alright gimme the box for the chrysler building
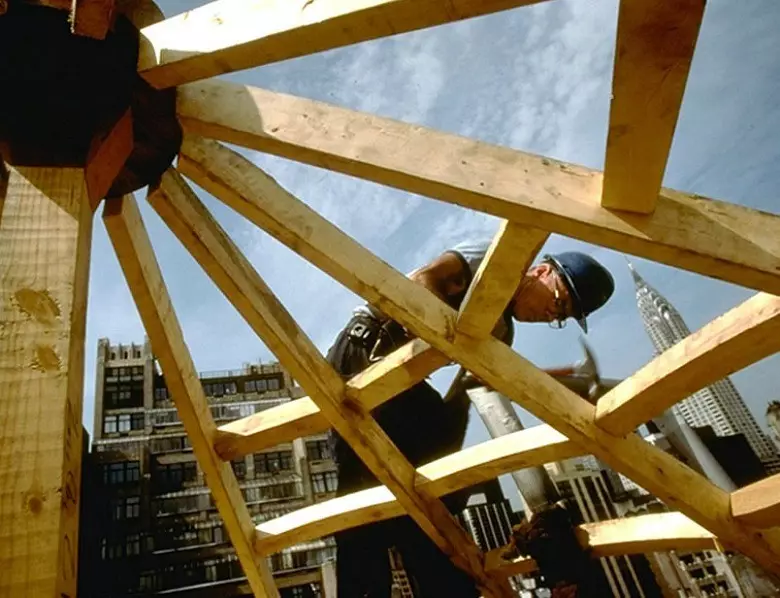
[629,263,780,471]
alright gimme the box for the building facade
[767,401,780,452]
[629,264,780,473]
[80,338,338,597]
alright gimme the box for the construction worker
[326,238,615,598]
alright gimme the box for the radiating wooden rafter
[3,1,780,595]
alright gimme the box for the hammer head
[574,336,601,400]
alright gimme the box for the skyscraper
[629,264,780,472]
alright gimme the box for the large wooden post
[0,165,92,598]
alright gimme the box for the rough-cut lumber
[457,220,548,337]
[731,474,780,528]
[596,292,780,434]
[71,0,117,39]
[601,0,705,214]
[213,338,448,459]
[0,167,91,598]
[486,512,718,577]
[177,79,780,295]
[255,425,578,554]
[177,137,780,574]
[101,194,279,598]
[85,107,133,210]
[147,167,512,597]
[138,0,547,89]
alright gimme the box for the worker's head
[510,252,614,332]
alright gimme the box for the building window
[311,471,338,494]
[268,377,281,391]
[110,496,140,520]
[155,461,198,490]
[134,349,141,358]
[254,450,293,474]
[232,458,247,480]
[103,415,118,434]
[244,482,299,502]
[118,414,131,433]
[225,381,237,395]
[126,533,141,556]
[306,440,331,461]
[154,386,168,400]
[103,461,140,485]
[131,412,145,430]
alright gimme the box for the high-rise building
[80,338,338,597]
[457,479,520,552]
[629,264,780,473]
[767,401,780,452]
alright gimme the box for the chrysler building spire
[628,262,779,468]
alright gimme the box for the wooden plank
[177,137,780,574]
[457,220,548,337]
[0,167,91,598]
[485,512,717,577]
[601,0,705,214]
[213,338,449,459]
[731,474,780,528]
[101,194,279,598]
[138,0,547,89]
[85,107,133,211]
[71,0,117,39]
[147,168,512,597]
[177,79,780,295]
[255,424,578,555]
[596,292,780,434]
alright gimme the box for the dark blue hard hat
[543,252,614,333]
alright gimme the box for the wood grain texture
[457,220,548,337]
[71,0,117,39]
[177,79,780,295]
[0,167,91,598]
[731,474,780,528]
[596,292,780,434]
[138,0,547,88]
[602,0,705,213]
[213,338,449,460]
[148,167,512,597]
[101,194,279,598]
[176,137,780,574]
[255,425,578,554]
[486,512,717,576]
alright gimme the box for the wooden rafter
[176,136,780,574]
[146,167,513,597]
[213,338,448,459]
[456,220,549,337]
[487,512,718,577]
[731,474,780,528]
[601,0,706,214]
[176,80,780,295]
[101,194,280,598]
[596,292,780,435]
[138,0,548,89]
[255,424,578,555]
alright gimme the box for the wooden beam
[596,292,780,434]
[457,220,548,337]
[601,0,705,214]
[101,194,279,598]
[147,168,512,597]
[177,137,780,574]
[731,474,780,528]
[255,425,578,555]
[0,167,91,597]
[85,107,133,211]
[138,0,546,89]
[213,338,449,459]
[71,0,117,40]
[486,512,718,577]
[177,79,780,295]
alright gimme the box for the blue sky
[84,0,780,496]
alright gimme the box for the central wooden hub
[0,1,181,197]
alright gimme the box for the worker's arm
[408,251,471,306]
